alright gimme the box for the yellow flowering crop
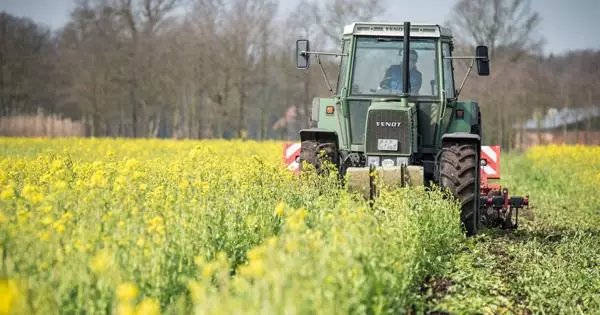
[523,144,600,229]
[0,137,466,314]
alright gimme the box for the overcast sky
[2,0,599,55]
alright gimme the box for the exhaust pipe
[402,21,410,96]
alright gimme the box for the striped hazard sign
[480,145,501,179]
[283,142,301,172]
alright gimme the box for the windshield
[350,37,438,97]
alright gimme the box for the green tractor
[295,21,490,236]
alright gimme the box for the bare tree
[0,12,54,116]
[447,0,545,61]
[314,0,386,48]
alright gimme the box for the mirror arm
[444,56,486,59]
[317,55,335,96]
[334,55,343,95]
[456,57,475,98]
[302,50,347,57]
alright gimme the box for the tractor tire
[298,140,339,175]
[439,142,479,236]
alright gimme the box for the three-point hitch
[479,146,529,229]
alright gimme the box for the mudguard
[299,128,340,148]
[441,132,480,142]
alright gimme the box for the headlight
[381,158,394,168]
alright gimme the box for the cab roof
[343,22,453,38]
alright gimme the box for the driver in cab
[377,49,422,94]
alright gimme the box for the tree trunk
[219,71,230,138]
[238,86,245,138]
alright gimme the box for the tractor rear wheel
[439,142,479,236]
[298,140,339,175]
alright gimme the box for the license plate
[377,139,398,151]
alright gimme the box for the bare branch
[447,0,545,60]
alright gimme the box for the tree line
[0,0,598,148]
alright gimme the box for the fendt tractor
[293,21,529,236]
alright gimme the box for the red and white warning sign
[283,142,301,173]
[480,145,501,179]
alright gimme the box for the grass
[426,145,600,314]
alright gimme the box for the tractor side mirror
[296,39,310,69]
[475,45,490,76]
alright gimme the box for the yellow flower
[38,231,51,241]
[117,304,135,315]
[52,180,68,191]
[39,205,52,214]
[116,282,139,302]
[178,180,189,191]
[115,175,128,191]
[274,201,286,217]
[0,279,20,315]
[147,216,164,235]
[135,298,160,315]
[135,238,145,248]
[41,216,53,225]
[53,222,65,234]
[238,259,265,278]
[186,280,203,304]
[247,245,267,262]
[90,170,107,188]
[132,171,144,181]
[21,184,43,204]
[0,185,14,200]
[89,249,112,274]
[285,208,308,232]
[124,159,140,171]
[61,212,73,221]
[201,262,216,278]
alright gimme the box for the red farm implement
[479,145,529,229]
